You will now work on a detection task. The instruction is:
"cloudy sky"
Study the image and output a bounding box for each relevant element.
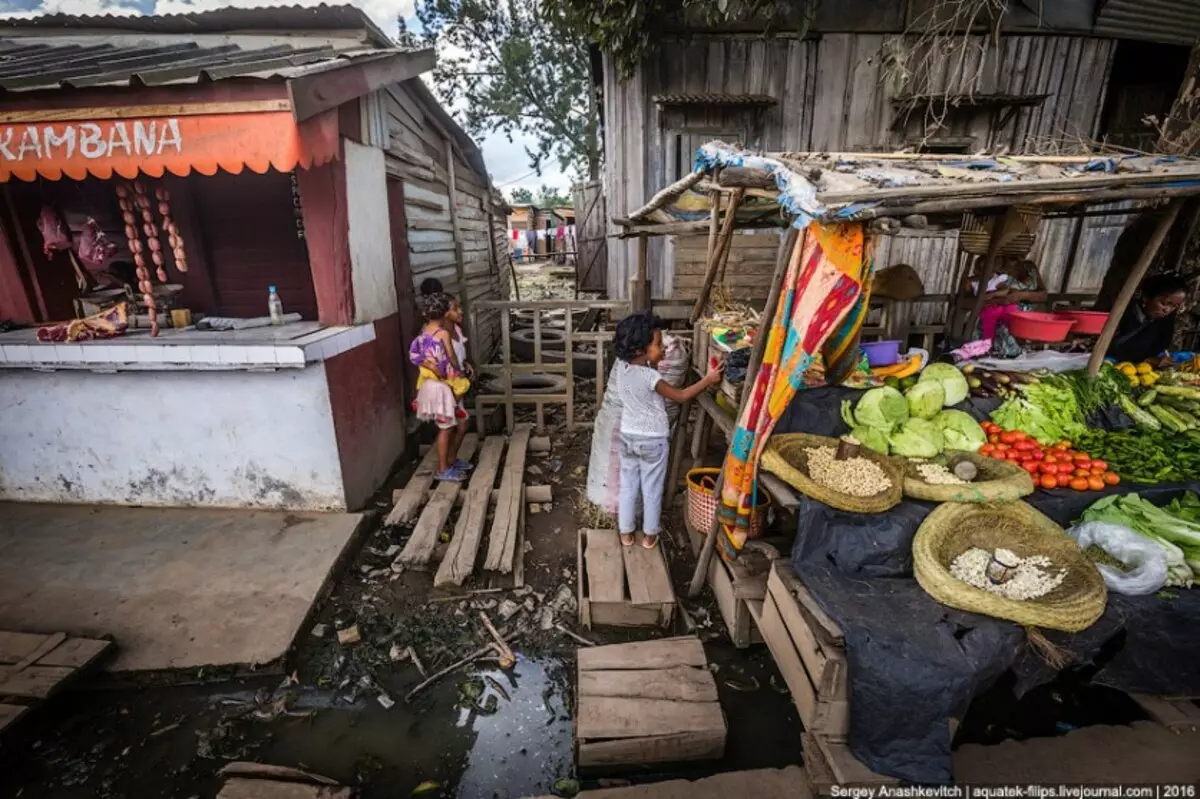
[0,0,571,200]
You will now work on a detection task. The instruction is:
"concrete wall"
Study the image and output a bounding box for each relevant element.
[0,366,346,509]
[345,139,399,324]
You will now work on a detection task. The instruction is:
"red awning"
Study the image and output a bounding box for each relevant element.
[0,108,339,183]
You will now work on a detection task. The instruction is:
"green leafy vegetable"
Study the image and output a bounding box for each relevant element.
[918,363,969,406]
[905,381,945,420]
[846,387,908,433]
[853,426,890,455]
[888,418,944,458]
[1079,493,1200,587]
[933,409,986,452]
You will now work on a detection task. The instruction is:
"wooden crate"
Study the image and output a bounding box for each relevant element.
[578,528,676,629]
[575,637,726,768]
[802,732,897,794]
[760,562,849,739]
[683,515,763,648]
[0,630,114,734]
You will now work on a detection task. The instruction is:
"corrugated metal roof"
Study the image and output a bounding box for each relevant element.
[1094,0,1200,46]
[0,4,393,47]
[0,38,403,92]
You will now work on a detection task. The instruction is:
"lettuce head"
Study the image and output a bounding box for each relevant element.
[918,363,970,407]
[905,381,945,420]
[933,409,986,452]
[889,418,944,458]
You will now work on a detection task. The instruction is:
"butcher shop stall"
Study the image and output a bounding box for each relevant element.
[0,14,465,512]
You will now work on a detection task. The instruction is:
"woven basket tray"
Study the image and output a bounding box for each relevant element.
[902,451,1035,504]
[913,501,1107,633]
[761,432,903,513]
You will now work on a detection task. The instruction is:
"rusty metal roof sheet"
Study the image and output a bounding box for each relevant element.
[1093,0,1200,45]
[0,4,393,47]
[0,38,402,92]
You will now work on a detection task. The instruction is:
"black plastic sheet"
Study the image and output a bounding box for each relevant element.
[771,386,1200,783]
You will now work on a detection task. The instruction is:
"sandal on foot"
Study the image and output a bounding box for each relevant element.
[454,459,475,472]
[642,534,660,550]
[619,533,635,547]
[435,466,466,483]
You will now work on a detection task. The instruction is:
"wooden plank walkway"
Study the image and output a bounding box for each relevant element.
[395,434,478,567]
[435,436,507,587]
[578,530,676,629]
[484,423,532,573]
[0,630,113,734]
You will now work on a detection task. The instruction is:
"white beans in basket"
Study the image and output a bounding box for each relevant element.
[803,446,892,497]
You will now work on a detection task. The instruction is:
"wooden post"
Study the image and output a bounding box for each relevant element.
[633,236,650,311]
[565,306,575,429]
[1087,200,1184,376]
[502,308,514,433]
[688,226,799,599]
[706,190,721,279]
[666,398,693,505]
[689,188,744,326]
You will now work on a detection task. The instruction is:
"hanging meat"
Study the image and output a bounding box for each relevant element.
[76,218,118,273]
[119,181,158,336]
[155,187,187,273]
[37,205,72,259]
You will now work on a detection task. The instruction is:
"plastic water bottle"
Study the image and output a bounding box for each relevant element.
[268,285,284,325]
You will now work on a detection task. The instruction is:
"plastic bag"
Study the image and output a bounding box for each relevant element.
[658,333,690,426]
[1066,520,1168,596]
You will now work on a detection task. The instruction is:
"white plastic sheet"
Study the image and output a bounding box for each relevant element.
[1067,520,1169,596]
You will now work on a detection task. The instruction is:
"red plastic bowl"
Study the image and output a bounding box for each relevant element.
[1054,310,1109,336]
[1006,310,1076,342]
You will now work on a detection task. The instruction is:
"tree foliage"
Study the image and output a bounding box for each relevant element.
[509,187,535,204]
[411,0,600,180]
[552,0,805,80]
[534,184,572,208]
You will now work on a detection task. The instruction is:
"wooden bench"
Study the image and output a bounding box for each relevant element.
[578,528,676,629]
[575,636,726,768]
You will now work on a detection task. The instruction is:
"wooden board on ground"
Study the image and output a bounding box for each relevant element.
[0,629,114,734]
[1129,694,1200,731]
[484,423,533,573]
[217,778,351,799]
[387,444,441,526]
[578,529,676,630]
[396,435,478,567]
[683,515,762,648]
[576,636,726,768]
[434,436,507,587]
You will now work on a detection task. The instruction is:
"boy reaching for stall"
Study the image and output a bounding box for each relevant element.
[614,312,723,549]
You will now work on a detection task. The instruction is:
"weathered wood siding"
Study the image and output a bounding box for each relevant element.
[604,33,1118,302]
[573,179,608,293]
[381,79,508,358]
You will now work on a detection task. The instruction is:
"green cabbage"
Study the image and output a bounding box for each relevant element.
[905,381,945,420]
[933,410,986,452]
[918,363,970,406]
[889,418,944,458]
[853,426,890,455]
[847,386,909,433]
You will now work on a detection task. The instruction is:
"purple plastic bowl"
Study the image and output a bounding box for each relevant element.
[862,339,902,367]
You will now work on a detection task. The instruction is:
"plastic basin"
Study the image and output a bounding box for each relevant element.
[1006,310,1076,342]
[862,339,902,367]
[1054,310,1109,336]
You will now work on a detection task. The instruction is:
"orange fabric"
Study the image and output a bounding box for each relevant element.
[0,109,338,183]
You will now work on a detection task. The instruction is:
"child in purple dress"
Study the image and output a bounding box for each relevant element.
[410,291,473,482]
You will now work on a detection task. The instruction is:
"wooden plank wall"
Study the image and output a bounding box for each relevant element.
[573,179,608,293]
[671,229,779,304]
[382,79,508,359]
[604,33,1119,305]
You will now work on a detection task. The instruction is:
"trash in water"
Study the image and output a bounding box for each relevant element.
[552,777,580,797]
[311,623,328,638]
[723,676,760,693]
[498,599,521,621]
[484,675,511,702]
[337,625,361,646]
[411,780,441,796]
[769,674,790,695]
[377,692,396,710]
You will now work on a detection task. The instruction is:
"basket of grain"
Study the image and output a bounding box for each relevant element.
[760,432,903,513]
[913,501,1107,632]
[902,451,1035,504]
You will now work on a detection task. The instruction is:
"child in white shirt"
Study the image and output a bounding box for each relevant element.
[614,312,722,549]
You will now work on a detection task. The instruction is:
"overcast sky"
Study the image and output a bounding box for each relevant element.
[0,0,572,201]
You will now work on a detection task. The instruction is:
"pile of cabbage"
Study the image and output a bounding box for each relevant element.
[841,364,985,458]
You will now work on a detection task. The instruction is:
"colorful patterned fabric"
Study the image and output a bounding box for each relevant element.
[717,222,873,557]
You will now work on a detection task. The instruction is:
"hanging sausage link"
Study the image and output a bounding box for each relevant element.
[118,181,158,336]
[155,187,188,274]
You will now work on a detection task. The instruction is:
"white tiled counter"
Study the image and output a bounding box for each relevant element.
[0,321,375,371]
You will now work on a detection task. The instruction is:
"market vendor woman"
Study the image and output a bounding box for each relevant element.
[960,255,1047,356]
[1107,274,1188,363]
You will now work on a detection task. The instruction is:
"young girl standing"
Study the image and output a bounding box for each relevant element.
[410,291,473,482]
[614,312,723,549]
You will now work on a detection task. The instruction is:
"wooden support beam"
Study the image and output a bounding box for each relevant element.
[288,49,435,122]
[689,188,744,326]
[633,237,650,312]
[1087,200,1184,375]
[435,436,506,587]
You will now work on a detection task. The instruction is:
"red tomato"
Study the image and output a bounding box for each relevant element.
[1087,476,1105,491]
[999,431,1018,444]
[1073,452,1090,462]
[1017,452,1033,462]
[1012,430,1028,441]
[1023,462,1040,475]
[1104,472,1121,486]
[1039,463,1058,475]
[1057,474,1072,488]
[1075,459,1091,471]
[1015,440,1034,451]
[1070,477,1090,491]
[1030,450,1045,460]
[979,444,995,455]
[988,433,1000,445]
[994,443,1011,452]
[1090,459,1107,472]
[1040,475,1058,490]
[1043,455,1058,465]
[1073,468,1091,478]
[1054,442,1070,450]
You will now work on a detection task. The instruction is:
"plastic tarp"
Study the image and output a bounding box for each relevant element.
[774,385,1200,782]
